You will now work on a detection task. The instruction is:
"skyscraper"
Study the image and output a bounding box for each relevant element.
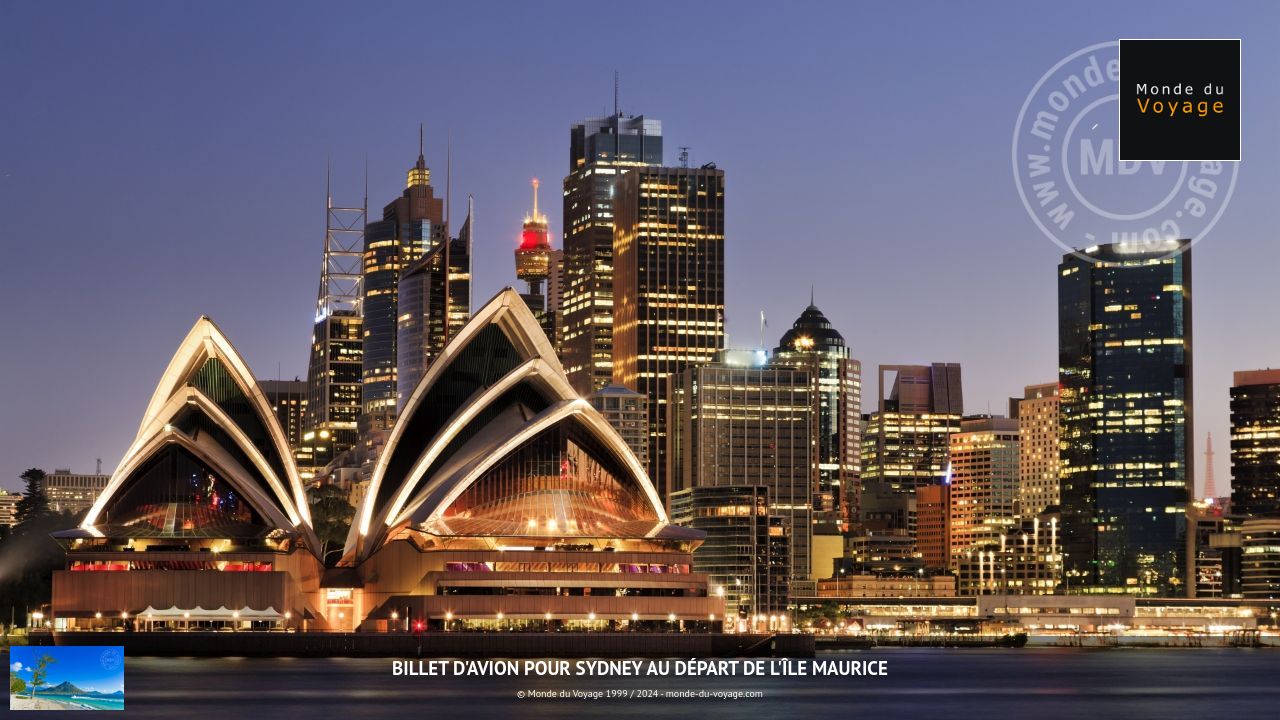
[560,114,663,396]
[302,176,366,478]
[861,364,963,499]
[1017,382,1060,516]
[916,482,951,570]
[361,132,447,452]
[613,164,725,497]
[668,363,811,584]
[773,301,862,532]
[947,416,1020,562]
[1059,240,1193,595]
[1229,369,1280,517]
[396,197,472,406]
[261,379,309,450]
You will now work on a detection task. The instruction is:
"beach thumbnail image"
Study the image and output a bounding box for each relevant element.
[9,646,124,711]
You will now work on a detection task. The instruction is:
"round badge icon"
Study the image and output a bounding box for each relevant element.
[1012,41,1237,261]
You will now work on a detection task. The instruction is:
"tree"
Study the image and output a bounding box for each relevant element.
[10,672,25,695]
[308,483,354,566]
[29,654,54,699]
[15,468,50,524]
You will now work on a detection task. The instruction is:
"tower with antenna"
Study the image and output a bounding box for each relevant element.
[515,178,555,341]
[301,163,367,478]
[1203,432,1218,501]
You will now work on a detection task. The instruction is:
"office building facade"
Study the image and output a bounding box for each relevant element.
[361,140,446,448]
[1229,369,1280,518]
[861,364,963,499]
[1017,382,1060,516]
[1059,240,1193,595]
[613,164,725,498]
[670,485,790,618]
[560,114,663,395]
[668,364,812,583]
[773,302,862,532]
[588,384,649,468]
[44,470,110,515]
[948,416,1020,561]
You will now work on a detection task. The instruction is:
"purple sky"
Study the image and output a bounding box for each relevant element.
[2,1,1277,494]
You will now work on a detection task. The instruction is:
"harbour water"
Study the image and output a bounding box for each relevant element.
[115,648,1280,719]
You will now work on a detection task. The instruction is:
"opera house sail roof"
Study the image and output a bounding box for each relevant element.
[349,288,697,563]
[64,317,320,554]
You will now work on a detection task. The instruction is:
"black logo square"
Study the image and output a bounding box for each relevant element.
[1119,39,1240,161]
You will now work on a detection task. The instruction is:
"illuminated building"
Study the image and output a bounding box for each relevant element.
[43,470,110,515]
[345,289,720,631]
[948,416,1020,562]
[588,384,649,468]
[613,164,726,498]
[0,491,19,527]
[1058,240,1192,595]
[954,508,1061,596]
[302,176,366,478]
[1229,369,1280,518]
[670,485,790,618]
[560,113,663,396]
[860,364,963,499]
[816,573,955,598]
[772,301,862,532]
[668,363,812,586]
[514,179,555,340]
[54,295,719,633]
[1240,518,1280,599]
[915,482,950,570]
[396,197,472,407]
[360,131,446,453]
[52,318,329,630]
[1185,500,1239,598]
[260,380,308,451]
[1016,382,1060,516]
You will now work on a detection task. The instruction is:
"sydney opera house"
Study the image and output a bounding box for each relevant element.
[50,290,721,632]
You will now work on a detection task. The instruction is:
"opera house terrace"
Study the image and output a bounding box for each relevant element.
[49,290,724,636]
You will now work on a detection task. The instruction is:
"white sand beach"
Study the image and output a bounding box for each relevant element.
[10,695,93,710]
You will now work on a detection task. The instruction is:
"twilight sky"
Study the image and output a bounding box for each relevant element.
[2,1,1277,494]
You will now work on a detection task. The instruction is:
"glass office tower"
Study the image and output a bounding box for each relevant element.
[560,114,662,395]
[1058,239,1193,595]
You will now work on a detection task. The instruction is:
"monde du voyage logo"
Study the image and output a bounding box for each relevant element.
[1012,39,1240,262]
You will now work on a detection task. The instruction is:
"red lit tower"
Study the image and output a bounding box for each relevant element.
[514,178,556,340]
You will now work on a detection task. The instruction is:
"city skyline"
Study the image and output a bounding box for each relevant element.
[4,1,1280,493]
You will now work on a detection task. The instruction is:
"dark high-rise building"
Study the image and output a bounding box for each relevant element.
[361,133,446,450]
[670,485,790,619]
[668,363,812,584]
[1229,369,1280,517]
[261,379,308,450]
[561,114,663,395]
[1059,240,1193,595]
[773,302,862,532]
[302,179,366,479]
[860,364,963,499]
[613,164,725,498]
[396,197,472,406]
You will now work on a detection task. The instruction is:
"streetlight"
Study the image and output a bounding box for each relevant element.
[445,611,453,632]
[391,610,399,633]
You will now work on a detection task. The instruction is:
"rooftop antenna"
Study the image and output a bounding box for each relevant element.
[614,70,620,116]
[96,458,102,475]
[446,129,452,228]
[418,122,424,161]
[679,147,690,168]
[810,285,815,306]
